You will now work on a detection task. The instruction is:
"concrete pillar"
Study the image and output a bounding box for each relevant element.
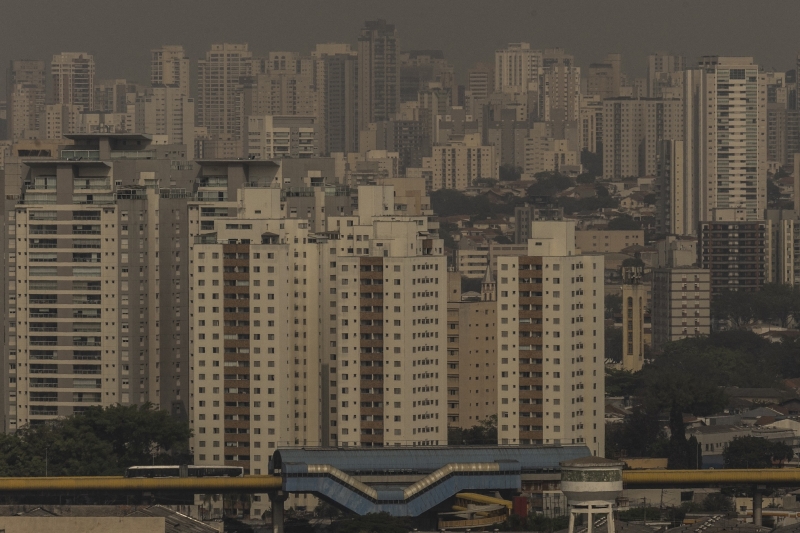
[568,510,576,533]
[270,491,288,533]
[606,507,615,533]
[753,490,762,527]
[587,506,593,533]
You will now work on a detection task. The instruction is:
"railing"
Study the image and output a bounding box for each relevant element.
[61,150,100,160]
[110,150,155,160]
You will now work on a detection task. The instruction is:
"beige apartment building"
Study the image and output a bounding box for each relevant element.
[575,229,644,254]
[446,270,498,429]
[495,43,542,95]
[651,267,711,352]
[197,44,253,147]
[602,97,683,179]
[429,133,497,190]
[151,45,190,95]
[6,133,194,430]
[246,115,318,160]
[51,53,95,110]
[496,221,604,456]
[187,182,447,514]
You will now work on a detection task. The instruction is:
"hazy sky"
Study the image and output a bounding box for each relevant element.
[3,0,800,92]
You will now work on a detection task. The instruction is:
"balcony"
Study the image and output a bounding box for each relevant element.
[110,150,155,160]
[61,150,100,160]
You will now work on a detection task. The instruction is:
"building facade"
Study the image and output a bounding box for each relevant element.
[651,267,711,352]
[496,221,604,456]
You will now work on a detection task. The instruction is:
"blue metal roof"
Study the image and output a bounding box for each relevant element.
[272,445,590,475]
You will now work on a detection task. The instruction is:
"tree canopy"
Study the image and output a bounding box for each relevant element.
[723,436,794,468]
[448,416,497,445]
[0,404,191,476]
[713,283,800,329]
[606,331,800,464]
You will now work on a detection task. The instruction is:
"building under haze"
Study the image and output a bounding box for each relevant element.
[357,20,400,131]
[3,133,194,430]
[496,221,605,456]
[196,44,253,153]
[151,45,190,96]
[7,60,46,142]
[51,53,95,110]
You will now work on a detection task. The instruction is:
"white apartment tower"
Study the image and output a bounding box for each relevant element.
[188,180,447,478]
[151,45,190,96]
[690,57,767,222]
[7,134,195,430]
[496,221,604,456]
[51,53,95,110]
[495,43,542,94]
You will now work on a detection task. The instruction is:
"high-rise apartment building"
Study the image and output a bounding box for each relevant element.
[197,44,253,148]
[7,60,46,142]
[314,44,359,155]
[651,267,711,352]
[494,43,542,95]
[602,97,683,179]
[468,63,494,101]
[428,133,496,190]
[132,87,196,159]
[578,96,603,155]
[587,54,622,100]
[690,57,768,222]
[246,115,318,159]
[357,20,400,130]
[495,221,604,456]
[151,45,190,96]
[698,217,769,293]
[399,50,455,103]
[5,133,195,431]
[655,140,692,236]
[445,269,498,429]
[188,183,446,470]
[94,79,137,113]
[246,54,317,119]
[540,66,581,125]
[647,53,685,98]
[51,53,95,110]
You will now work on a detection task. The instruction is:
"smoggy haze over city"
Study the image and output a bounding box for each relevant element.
[2,0,800,92]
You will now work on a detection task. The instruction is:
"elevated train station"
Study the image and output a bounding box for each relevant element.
[0,446,799,532]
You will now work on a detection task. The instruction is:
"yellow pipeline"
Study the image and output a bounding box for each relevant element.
[0,475,283,492]
[623,469,800,486]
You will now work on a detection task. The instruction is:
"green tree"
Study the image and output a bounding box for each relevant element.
[606,407,668,459]
[723,436,794,468]
[0,404,191,476]
[580,150,602,177]
[448,416,497,445]
[605,294,622,319]
[643,193,657,205]
[499,164,522,182]
[527,172,573,197]
[576,173,596,184]
[605,326,623,363]
[702,493,735,513]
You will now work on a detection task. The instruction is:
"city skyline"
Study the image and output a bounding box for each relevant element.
[2,0,800,94]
